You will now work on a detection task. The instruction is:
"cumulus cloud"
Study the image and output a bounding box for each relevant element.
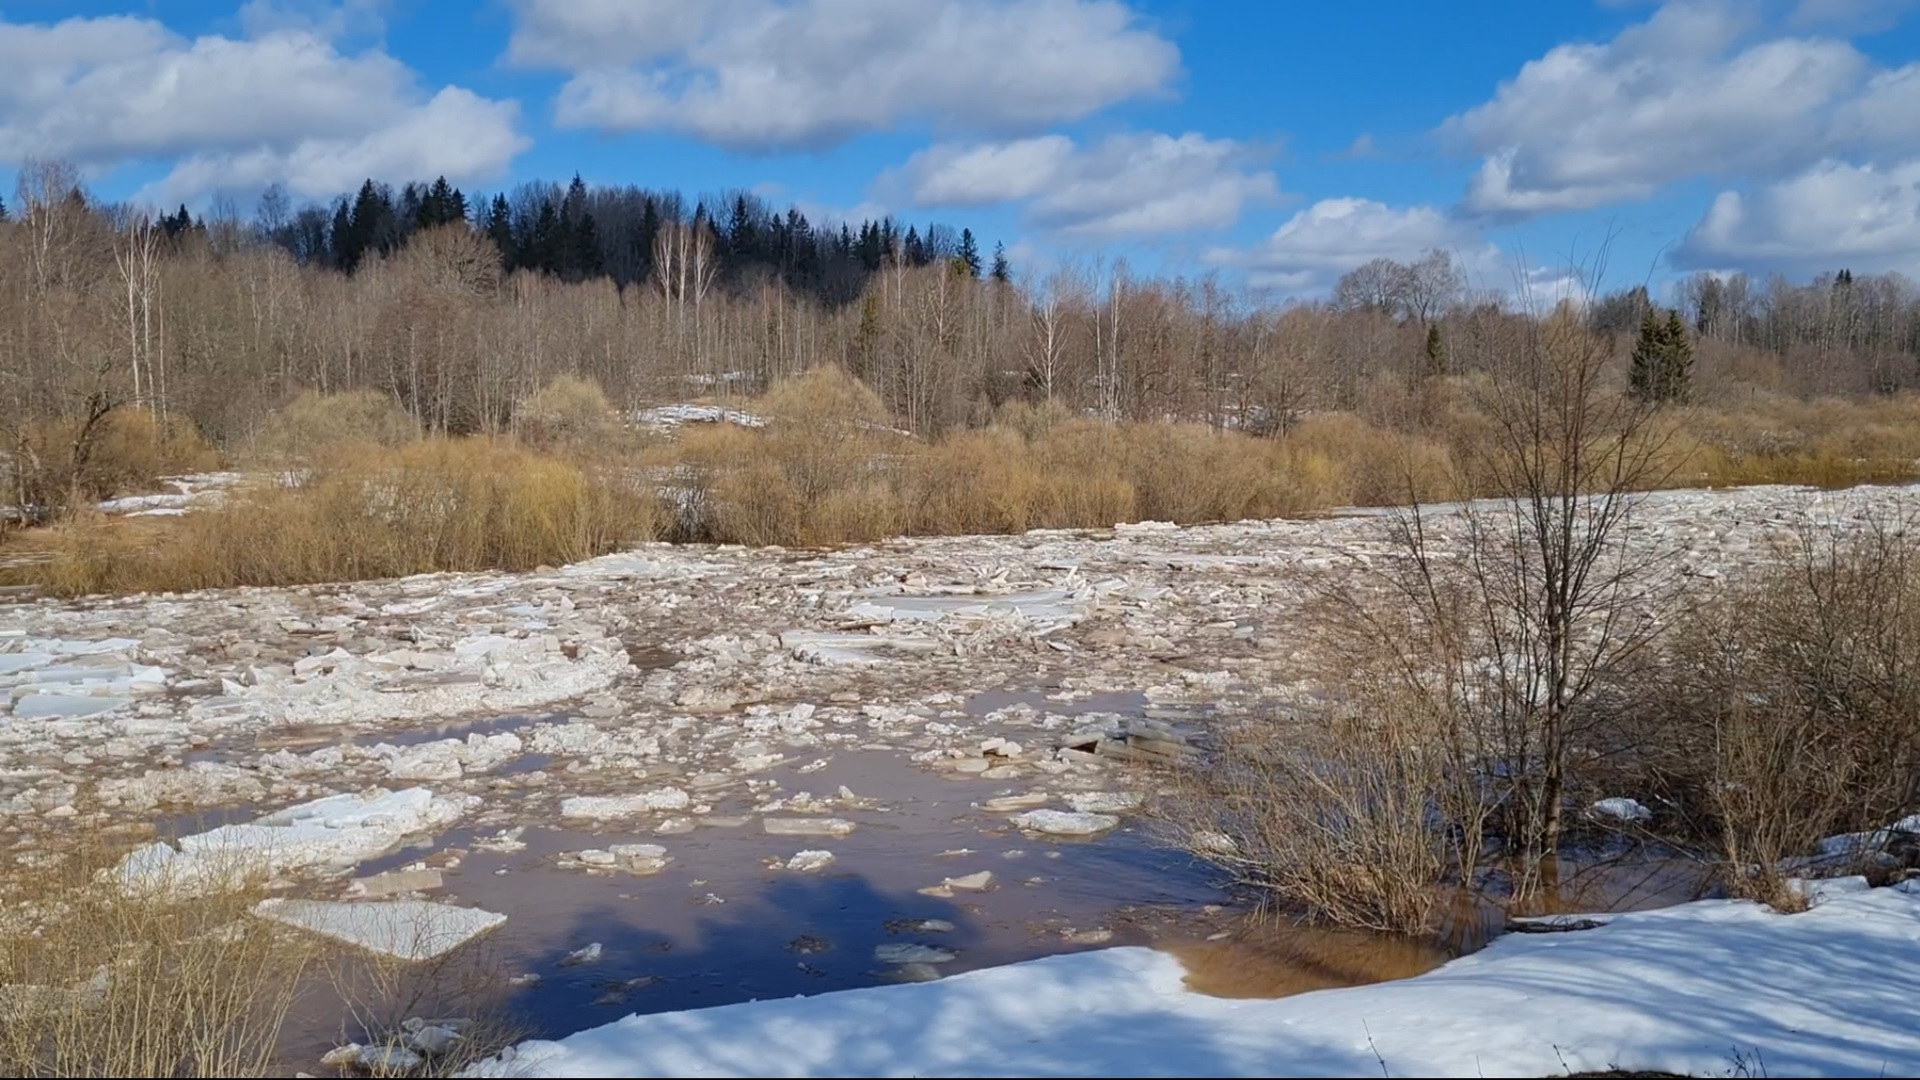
[1789,0,1920,32]
[1675,158,1920,276]
[0,13,526,205]
[507,0,1180,150]
[1205,198,1499,294]
[1444,0,1919,219]
[236,0,389,41]
[881,132,1276,238]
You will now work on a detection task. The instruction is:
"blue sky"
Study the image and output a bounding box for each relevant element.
[4,0,1918,299]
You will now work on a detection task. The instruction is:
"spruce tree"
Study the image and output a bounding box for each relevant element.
[1629,308,1662,403]
[0,195,9,222]
[1661,309,1693,404]
[484,194,515,269]
[398,182,425,231]
[728,194,757,260]
[990,241,1010,283]
[570,212,604,279]
[1424,322,1448,377]
[529,200,561,275]
[957,228,982,279]
[329,200,355,270]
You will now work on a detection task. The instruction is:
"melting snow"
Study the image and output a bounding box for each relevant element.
[465,884,1920,1078]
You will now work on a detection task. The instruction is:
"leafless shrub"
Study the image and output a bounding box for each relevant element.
[1161,645,1477,936]
[1660,506,1920,907]
[0,851,323,1077]
[250,390,418,467]
[513,376,622,455]
[322,921,526,1080]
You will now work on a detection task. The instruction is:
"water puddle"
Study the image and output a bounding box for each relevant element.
[1167,921,1450,998]
[349,713,539,750]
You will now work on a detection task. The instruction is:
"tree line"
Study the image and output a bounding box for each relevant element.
[2,155,1918,476]
[249,173,1001,306]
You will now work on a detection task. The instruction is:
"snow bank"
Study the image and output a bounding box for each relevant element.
[465,884,1920,1078]
[93,471,246,516]
[109,788,472,894]
[632,404,767,432]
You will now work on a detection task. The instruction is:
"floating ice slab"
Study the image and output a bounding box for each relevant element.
[109,787,472,894]
[10,694,133,720]
[779,631,941,666]
[1065,792,1142,814]
[847,589,1080,625]
[1014,809,1119,836]
[560,790,692,819]
[255,898,506,961]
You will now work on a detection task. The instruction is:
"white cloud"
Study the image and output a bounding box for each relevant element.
[507,0,1180,150]
[1444,0,1918,219]
[882,132,1277,238]
[148,89,529,207]
[1675,158,1920,276]
[236,0,389,41]
[1206,198,1498,294]
[0,14,527,205]
[1789,0,1919,32]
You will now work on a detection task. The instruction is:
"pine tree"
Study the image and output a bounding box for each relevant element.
[1629,308,1663,404]
[989,241,1010,283]
[1661,309,1693,404]
[1424,322,1448,377]
[957,228,981,279]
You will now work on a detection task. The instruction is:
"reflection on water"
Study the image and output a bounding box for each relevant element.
[1168,918,1448,998]
[1168,852,1720,1001]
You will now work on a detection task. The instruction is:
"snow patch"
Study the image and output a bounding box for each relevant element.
[465,885,1920,1078]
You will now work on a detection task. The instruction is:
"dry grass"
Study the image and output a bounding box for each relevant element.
[36,438,660,596]
[1287,412,1456,507]
[26,376,1920,598]
[650,368,1437,546]
[1665,395,1920,489]
[0,851,321,1077]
